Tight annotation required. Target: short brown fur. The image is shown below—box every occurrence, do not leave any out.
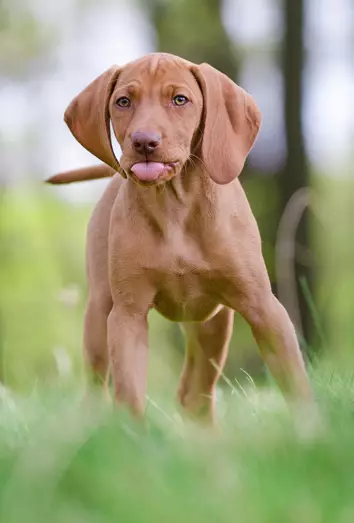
[47,53,313,422]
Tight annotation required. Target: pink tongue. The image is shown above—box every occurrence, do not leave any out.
[131,162,165,181]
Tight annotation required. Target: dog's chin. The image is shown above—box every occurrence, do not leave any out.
[123,160,183,187]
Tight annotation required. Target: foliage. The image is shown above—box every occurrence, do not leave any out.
[0,0,54,78]
[143,0,238,77]
[0,186,88,388]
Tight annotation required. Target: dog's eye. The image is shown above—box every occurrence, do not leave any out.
[116,96,131,108]
[172,94,189,106]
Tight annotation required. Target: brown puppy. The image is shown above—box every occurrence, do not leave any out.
[48,53,313,422]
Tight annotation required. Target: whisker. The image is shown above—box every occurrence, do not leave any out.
[185,156,196,171]
[189,153,208,172]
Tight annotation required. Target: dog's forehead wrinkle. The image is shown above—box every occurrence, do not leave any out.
[118,69,200,100]
[114,80,142,94]
[126,52,189,68]
[149,54,160,76]
[119,53,192,85]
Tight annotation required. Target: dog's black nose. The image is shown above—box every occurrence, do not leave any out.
[131,131,162,154]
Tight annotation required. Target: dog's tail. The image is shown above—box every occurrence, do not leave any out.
[45,164,115,185]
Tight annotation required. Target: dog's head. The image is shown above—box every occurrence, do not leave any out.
[64,53,261,186]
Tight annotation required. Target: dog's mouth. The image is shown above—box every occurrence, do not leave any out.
[129,161,179,184]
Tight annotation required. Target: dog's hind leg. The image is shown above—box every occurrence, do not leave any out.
[178,307,234,424]
[83,293,112,387]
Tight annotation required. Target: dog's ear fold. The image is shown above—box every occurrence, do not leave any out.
[64,66,126,175]
[191,63,261,185]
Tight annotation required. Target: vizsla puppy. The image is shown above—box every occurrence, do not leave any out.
[48,53,313,422]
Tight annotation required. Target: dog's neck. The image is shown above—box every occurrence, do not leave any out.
[164,162,217,202]
[124,162,226,235]
[132,162,217,205]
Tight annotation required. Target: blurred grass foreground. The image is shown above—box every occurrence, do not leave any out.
[1,0,354,521]
[1,373,354,522]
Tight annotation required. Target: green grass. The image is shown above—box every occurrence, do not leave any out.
[1,372,354,523]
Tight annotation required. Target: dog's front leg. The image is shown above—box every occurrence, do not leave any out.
[222,271,313,408]
[107,302,150,415]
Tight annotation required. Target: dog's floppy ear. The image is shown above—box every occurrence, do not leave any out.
[191,63,261,185]
[64,66,125,175]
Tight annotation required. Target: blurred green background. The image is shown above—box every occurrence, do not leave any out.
[1,0,353,393]
[1,2,354,522]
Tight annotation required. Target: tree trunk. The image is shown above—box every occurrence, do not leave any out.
[280,0,313,349]
[145,0,238,80]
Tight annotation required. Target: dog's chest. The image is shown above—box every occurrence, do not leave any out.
[114,206,228,321]
[148,229,221,321]
[150,224,211,273]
